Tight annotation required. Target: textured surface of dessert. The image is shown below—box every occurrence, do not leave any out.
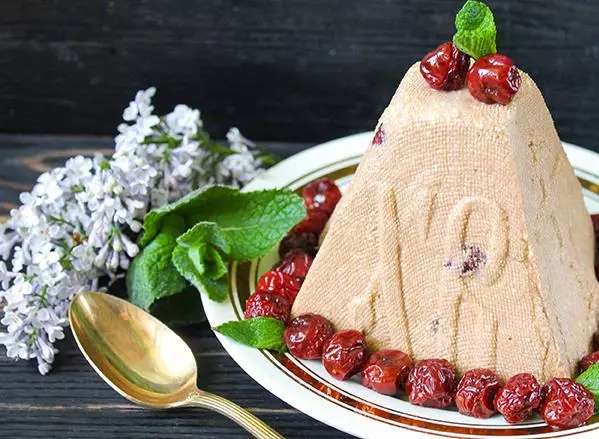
[292,63,599,382]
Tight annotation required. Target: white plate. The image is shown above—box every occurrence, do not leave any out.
[200,132,599,439]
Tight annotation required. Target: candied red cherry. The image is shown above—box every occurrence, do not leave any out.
[420,42,470,91]
[454,368,501,419]
[302,178,342,216]
[361,350,413,395]
[494,373,541,424]
[285,313,334,360]
[244,291,290,322]
[580,351,599,373]
[256,270,301,303]
[292,209,329,235]
[372,124,385,147]
[540,378,595,429]
[467,54,522,105]
[276,249,314,282]
[279,232,318,258]
[406,359,456,408]
[322,330,367,380]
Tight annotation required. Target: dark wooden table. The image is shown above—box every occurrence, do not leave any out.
[0,134,352,439]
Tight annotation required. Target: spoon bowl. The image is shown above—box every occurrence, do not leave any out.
[69,292,283,438]
[69,292,197,408]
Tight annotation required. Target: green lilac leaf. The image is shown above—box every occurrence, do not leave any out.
[186,189,305,261]
[213,317,287,353]
[453,0,497,59]
[127,215,188,310]
[576,363,599,408]
[138,185,239,248]
[150,286,207,325]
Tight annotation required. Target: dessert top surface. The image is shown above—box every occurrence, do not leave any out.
[394,63,539,123]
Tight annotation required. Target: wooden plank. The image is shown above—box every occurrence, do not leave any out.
[2,0,599,150]
[0,325,351,438]
[0,134,308,208]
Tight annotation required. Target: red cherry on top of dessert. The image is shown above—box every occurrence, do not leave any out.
[361,350,413,395]
[285,313,334,360]
[292,209,329,235]
[256,270,301,303]
[454,368,501,419]
[302,178,342,216]
[494,373,541,424]
[322,329,368,380]
[244,291,291,322]
[467,54,522,105]
[406,359,456,408]
[420,42,470,91]
[579,351,599,373]
[539,378,595,429]
[276,249,314,283]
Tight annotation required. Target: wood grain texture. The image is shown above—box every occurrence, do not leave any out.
[0,135,348,439]
[2,0,599,150]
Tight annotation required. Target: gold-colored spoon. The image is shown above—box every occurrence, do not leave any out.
[69,292,284,439]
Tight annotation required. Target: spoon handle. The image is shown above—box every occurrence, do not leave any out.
[186,390,285,439]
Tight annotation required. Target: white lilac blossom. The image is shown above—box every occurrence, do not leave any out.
[0,88,269,374]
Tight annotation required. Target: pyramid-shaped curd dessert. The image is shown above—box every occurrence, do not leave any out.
[292,63,599,382]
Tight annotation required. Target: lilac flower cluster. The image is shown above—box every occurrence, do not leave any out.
[0,88,267,374]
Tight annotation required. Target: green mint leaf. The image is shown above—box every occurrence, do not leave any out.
[175,222,230,280]
[576,363,599,408]
[127,215,188,310]
[213,317,287,353]
[186,189,305,261]
[453,0,497,59]
[172,225,229,302]
[139,186,304,262]
[150,286,206,325]
[138,186,239,248]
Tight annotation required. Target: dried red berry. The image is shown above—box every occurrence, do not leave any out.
[372,124,385,147]
[276,249,314,283]
[322,330,368,380]
[406,359,456,408]
[420,42,470,91]
[302,178,342,216]
[292,209,329,235]
[540,378,595,429]
[494,373,541,424]
[256,270,301,303]
[580,351,599,373]
[361,350,413,395]
[244,291,291,322]
[594,331,599,351]
[454,369,501,419]
[279,232,318,258]
[467,54,521,105]
[285,313,334,360]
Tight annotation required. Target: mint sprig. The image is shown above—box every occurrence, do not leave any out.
[214,317,287,353]
[576,363,599,409]
[453,0,497,59]
[128,186,305,307]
